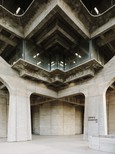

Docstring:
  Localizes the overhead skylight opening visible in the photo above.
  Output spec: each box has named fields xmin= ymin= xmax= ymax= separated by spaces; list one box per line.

xmin=94 ymin=7 xmax=99 ymax=15
xmin=16 ymin=7 xmax=21 ymax=15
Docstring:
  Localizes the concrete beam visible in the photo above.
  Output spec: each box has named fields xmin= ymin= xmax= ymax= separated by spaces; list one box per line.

xmin=107 ymin=43 xmax=115 ymax=54
xmin=0 ymin=34 xmax=16 ymax=54
xmin=0 ymin=18 xmax=23 ymax=38
xmin=0 ymin=84 xmax=5 ymax=90
xmin=36 ymin=26 xmax=57 ymax=45
xmin=91 ymin=17 xmax=115 ymax=38
xmin=24 ymin=0 xmax=58 ymax=38
xmin=0 ymin=28 xmax=2 ymax=32
xmin=0 ymin=34 xmax=17 ymax=46
xmin=31 ymin=98 xmax=56 ymax=106
xmin=59 ymin=98 xmax=84 ymax=106
xmin=36 ymin=25 xmax=77 ymax=45
xmin=97 ymin=32 xmax=115 ymax=46
xmin=110 ymin=84 xmax=115 ymax=89
xmin=44 ymin=39 xmax=70 ymax=50
xmin=24 ymin=0 xmax=89 ymax=39
xmin=58 ymin=0 xmax=90 ymax=38
xmin=57 ymin=26 xmax=77 ymax=43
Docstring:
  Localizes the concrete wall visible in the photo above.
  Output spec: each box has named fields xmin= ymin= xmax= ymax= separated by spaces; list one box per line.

xmin=31 ymin=101 xmax=84 ymax=135
xmin=40 ymin=102 xmax=64 ymax=135
xmin=106 ymin=89 xmax=115 ymax=134
xmin=75 ymin=107 xmax=83 ymax=134
xmin=0 ymin=91 xmax=8 ymax=138
xmin=31 ymin=106 xmax=40 ymax=135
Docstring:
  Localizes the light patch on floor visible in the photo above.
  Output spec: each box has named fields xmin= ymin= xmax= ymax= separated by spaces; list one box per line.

xmin=0 ymin=135 xmax=112 ymax=154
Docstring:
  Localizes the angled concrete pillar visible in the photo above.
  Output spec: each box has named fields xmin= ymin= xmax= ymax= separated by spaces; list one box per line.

xmin=98 ymin=94 xmax=107 ymax=136
xmin=7 ymin=90 xmax=32 ymax=142
xmin=83 ymin=97 xmax=88 ymax=140
xmin=84 ymin=92 xmax=107 ymax=140
xmin=7 ymin=92 xmax=17 ymax=141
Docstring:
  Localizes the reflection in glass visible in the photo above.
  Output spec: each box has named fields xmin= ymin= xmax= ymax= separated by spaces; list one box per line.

xmin=8 ymin=39 xmax=102 ymax=71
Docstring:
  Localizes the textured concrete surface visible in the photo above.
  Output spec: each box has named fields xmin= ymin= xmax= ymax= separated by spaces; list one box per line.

xmin=0 ymin=91 xmax=8 ymax=138
xmin=31 ymin=101 xmax=83 ymax=135
xmin=106 ymin=89 xmax=115 ymax=134
xmin=0 ymin=135 xmax=112 ymax=154
xmin=89 ymin=136 xmax=115 ymax=153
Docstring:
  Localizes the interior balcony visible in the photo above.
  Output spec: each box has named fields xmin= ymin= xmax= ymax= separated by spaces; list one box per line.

xmin=10 ymin=38 xmax=103 ymax=90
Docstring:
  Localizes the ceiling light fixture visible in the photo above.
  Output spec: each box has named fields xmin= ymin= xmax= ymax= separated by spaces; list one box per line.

xmin=60 ymin=63 xmax=63 ymax=67
xmin=33 ymin=55 xmax=36 ymax=58
xmin=51 ymin=61 xmax=55 ymax=64
xmin=94 ymin=7 xmax=99 ymax=15
xmin=79 ymin=55 xmax=82 ymax=58
xmin=73 ymin=61 xmax=76 ymax=64
xmin=75 ymin=53 xmax=78 ymax=56
xmin=37 ymin=61 xmax=41 ymax=65
xmin=16 ymin=7 xmax=21 ymax=15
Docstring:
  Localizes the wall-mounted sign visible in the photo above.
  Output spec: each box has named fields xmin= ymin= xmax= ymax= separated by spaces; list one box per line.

xmin=88 ymin=116 xmax=98 ymax=123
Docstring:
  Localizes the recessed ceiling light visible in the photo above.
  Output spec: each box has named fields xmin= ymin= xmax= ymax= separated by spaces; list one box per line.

xmin=60 ymin=63 xmax=63 ymax=66
xmin=75 ymin=53 xmax=78 ymax=56
xmin=94 ymin=7 xmax=99 ymax=15
xmin=37 ymin=61 xmax=41 ymax=65
xmin=16 ymin=7 xmax=21 ymax=15
xmin=79 ymin=55 xmax=82 ymax=58
xmin=33 ymin=55 xmax=36 ymax=58
xmin=51 ymin=61 xmax=54 ymax=64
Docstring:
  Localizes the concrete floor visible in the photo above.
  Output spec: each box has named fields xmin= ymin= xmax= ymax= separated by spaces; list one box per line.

xmin=0 ymin=135 xmax=112 ymax=154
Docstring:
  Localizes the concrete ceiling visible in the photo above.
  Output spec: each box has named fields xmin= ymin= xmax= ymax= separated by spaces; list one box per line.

xmin=0 ymin=0 xmax=115 ymax=60
xmin=82 ymin=0 xmax=115 ymax=13
xmin=0 ymin=0 xmax=32 ymax=14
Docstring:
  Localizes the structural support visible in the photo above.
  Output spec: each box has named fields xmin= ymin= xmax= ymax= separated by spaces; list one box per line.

xmin=84 ymin=93 xmax=107 ymax=140
xmin=98 ymin=94 xmax=107 ymax=136
xmin=7 ymin=90 xmax=32 ymax=142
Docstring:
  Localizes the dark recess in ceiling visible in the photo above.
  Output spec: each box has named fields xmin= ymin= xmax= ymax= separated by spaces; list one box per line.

xmin=82 ymin=0 xmax=115 ymax=14
xmin=0 ymin=0 xmax=32 ymax=14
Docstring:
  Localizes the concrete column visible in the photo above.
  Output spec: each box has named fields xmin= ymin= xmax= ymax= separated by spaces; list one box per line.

xmin=31 ymin=105 xmax=40 ymax=135
xmin=84 ymin=94 xmax=107 ymax=140
xmin=7 ymin=90 xmax=32 ymax=142
xmin=0 ymin=91 xmax=8 ymax=138
xmin=27 ymin=95 xmax=32 ymax=140
xmin=7 ymin=92 xmax=17 ymax=141
xmin=83 ymin=97 xmax=88 ymax=140
xmin=98 ymin=94 xmax=107 ymax=136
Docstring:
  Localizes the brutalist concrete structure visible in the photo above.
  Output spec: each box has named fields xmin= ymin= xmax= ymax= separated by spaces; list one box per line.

xmin=0 ymin=0 xmax=115 ymax=152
